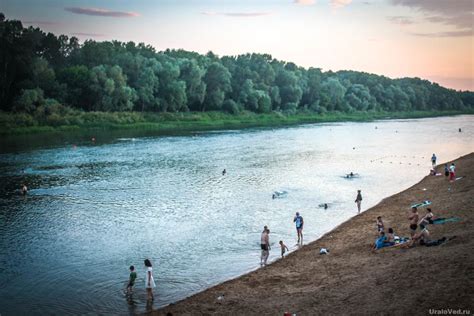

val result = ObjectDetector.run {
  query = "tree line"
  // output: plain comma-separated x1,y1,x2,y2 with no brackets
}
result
1,13,473,118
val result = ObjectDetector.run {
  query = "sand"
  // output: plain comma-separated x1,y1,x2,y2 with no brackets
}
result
154,153,474,315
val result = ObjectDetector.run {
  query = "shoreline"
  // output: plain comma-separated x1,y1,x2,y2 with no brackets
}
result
1,110,472,137
154,153,474,315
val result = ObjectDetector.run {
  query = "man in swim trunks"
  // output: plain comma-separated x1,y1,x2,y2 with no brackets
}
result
260,226,270,266
293,212,304,244
409,207,419,237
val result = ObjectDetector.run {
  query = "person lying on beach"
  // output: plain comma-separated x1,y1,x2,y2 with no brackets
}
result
407,224,450,247
406,224,430,247
279,240,289,257
376,216,384,233
408,207,419,237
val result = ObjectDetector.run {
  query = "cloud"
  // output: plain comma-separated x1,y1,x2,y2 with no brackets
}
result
200,11,271,17
387,16,415,26
390,0,473,30
294,0,316,5
390,0,473,16
411,30,473,38
71,32,106,38
331,0,352,9
65,7,139,18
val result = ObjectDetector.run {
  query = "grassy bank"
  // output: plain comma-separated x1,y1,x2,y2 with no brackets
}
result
1,109,472,136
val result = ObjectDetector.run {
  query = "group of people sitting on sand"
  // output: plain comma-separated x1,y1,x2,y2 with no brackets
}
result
373,205,453,250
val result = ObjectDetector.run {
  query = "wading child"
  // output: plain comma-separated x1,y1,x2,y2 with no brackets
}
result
127,265,137,294
279,240,289,257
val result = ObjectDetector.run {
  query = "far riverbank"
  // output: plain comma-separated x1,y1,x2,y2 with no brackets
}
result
1,109,472,137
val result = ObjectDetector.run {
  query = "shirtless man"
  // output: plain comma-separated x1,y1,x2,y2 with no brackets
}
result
260,226,270,266
408,207,419,237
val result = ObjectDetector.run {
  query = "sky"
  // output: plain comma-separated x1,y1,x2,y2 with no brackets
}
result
3,0,473,91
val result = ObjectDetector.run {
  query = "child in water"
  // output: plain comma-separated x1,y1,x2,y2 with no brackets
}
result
127,265,137,294
279,240,289,257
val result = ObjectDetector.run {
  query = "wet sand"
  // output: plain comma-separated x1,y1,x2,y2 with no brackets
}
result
154,153,474,315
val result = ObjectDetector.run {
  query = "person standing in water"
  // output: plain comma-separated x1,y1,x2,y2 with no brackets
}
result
279,240,289,257
126,265,137,294
431,154,437,167
293,212,304,244
355,190,363,213
222,169,226,175
260,226,270,266
144,259,156,301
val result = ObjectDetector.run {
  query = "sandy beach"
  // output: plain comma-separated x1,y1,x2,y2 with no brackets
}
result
154,153,474,315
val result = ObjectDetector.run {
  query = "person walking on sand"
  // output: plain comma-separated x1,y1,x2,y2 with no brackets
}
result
279,240,289,258
355,190,363,213
144,259,156,301
444,164,449,177
260,226,270,266
293,212,304,244
431,154,437,167
408,207,419,237
449,163,456,182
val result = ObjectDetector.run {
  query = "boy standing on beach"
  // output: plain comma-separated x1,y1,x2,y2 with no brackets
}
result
279,240,289,257
376,216,384,233
127,265,137,294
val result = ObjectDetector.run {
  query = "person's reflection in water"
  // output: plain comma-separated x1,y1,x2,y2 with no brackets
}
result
146,299,154,313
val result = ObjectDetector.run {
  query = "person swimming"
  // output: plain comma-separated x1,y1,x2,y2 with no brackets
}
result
222,169,226,175
21,184,28,195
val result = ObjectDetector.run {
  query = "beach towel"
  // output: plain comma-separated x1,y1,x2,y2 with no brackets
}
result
432,217,462,224
411,200,431,208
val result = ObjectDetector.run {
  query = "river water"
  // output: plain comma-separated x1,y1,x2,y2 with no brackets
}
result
0,116,472,315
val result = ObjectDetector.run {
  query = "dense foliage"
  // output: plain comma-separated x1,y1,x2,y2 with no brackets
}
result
1,13,473,119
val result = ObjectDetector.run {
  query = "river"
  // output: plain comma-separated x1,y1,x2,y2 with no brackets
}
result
0,115,472,315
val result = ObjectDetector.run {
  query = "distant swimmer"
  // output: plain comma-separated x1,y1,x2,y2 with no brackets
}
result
222,169,226,176
272,194,276,200
293,212,304,244
324,203,328,210
459,128,462,132
355,190,362,213
21,183,27,195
